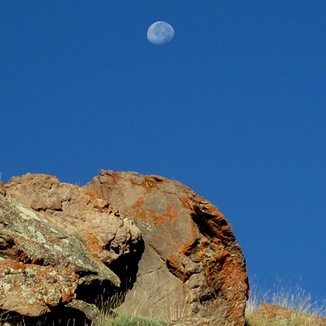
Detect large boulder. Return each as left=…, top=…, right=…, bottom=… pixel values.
left=86, top=170, right=249, bottom=325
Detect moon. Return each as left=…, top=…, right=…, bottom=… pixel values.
left=147, top=21, right=175, bottom=45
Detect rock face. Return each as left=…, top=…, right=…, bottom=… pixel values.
left=0, top=193, right=118, bottom=324
left=2, top=171, right=248, bottom=325
left=2, top=173, right=143, bottom=325
left=86, top=171, right=248, bottom=325
left=5, top=174, right=143, bottom=270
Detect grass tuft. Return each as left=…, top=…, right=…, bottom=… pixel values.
left=245, top=283, right=326, bottom=326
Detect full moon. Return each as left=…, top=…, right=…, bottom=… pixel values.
left=147, top=21, right=175, bottom=45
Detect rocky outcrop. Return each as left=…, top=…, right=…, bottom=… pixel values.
left=1, top=174, right=143, bottom=325
left=2, top=171, right=248, bottom=325
left=0, top=193, right=119, bottom=324
left=5, top=174, right=143, bottom=269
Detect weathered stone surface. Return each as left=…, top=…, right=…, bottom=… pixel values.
left=5, top=174, right=143, bottom=268
left=248, top=302, right=326, bottom=326
left=86, top=170, right=249, bottom=325
left=0, top=190, right=121, bottom=323
left=0, top=257, right=78, bottom=317
left=0, top=194, right=120, bottom=284
left=3, top=173, right=143, bottom=324
left=2, top=171, right=248, bottom=325
left=0, top=179, right=6, bottom=196
left=0, top=195, right=120, bottom=325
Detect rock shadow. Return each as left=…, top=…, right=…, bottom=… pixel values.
left=76, top=238, right=145, bottom=312
left=0, top=307, right=92, bottom=326
left=0, top=239, right=145, bottom=326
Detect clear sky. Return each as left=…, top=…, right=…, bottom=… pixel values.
left=1, top=1, right=325, bottom=304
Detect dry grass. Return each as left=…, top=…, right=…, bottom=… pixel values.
left=91, top=289, right=167, bottom=326
left=245, top=283, right=326, bottom=326
left=1, top=282, right=325, bottom=325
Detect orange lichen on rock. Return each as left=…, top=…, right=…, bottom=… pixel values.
left=140, top=176, right=163, bottom=193
left=132, top=197, right=145, bottom=210
left=87, top=170, right=249, bottom=326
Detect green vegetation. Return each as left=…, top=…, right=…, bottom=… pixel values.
left=93, top=314, right=167, bottom=326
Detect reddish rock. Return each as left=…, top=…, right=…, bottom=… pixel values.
left=3, top=171, right=248, bottom=325
left=0, top=179, right=5, bottom=196
left=0, top=258, right=78, bottom=316
left=5, top=173, right=143, bottom=267
left=2, top=174, right=143, bottom=324
left=86, top=170, right=249, bottom=325
left=0, top=193, right=120, bottom=284
left=0, top=191, right=120, bottom=324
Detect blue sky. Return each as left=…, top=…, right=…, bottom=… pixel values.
left=1, top=1, right=325, bottom=304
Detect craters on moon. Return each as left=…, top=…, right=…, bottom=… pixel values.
left=147, top=21, right=175, bottom=45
